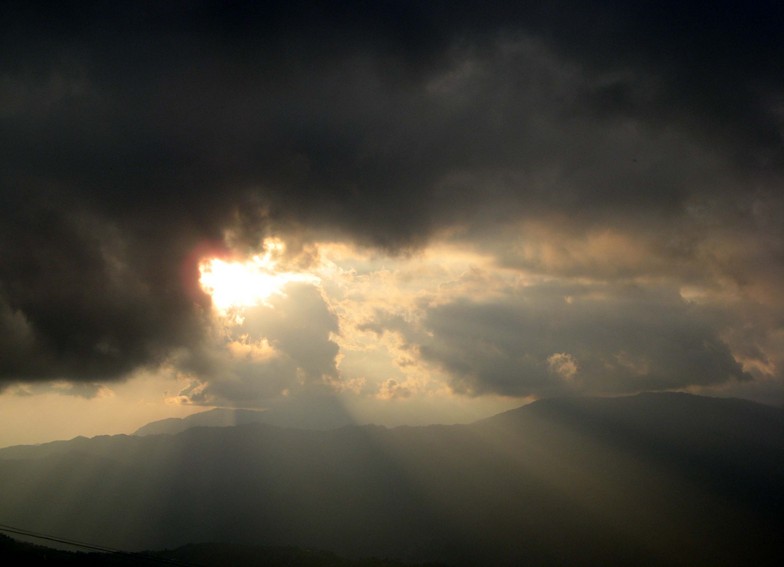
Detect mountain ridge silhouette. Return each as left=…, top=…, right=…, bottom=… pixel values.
left=1, top=393, right=781, bottom=566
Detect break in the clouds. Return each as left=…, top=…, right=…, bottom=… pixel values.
left=1, top=1, right=782, bottom=408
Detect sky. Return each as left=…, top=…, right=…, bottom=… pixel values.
left=1, top=0, right=783, bottom=447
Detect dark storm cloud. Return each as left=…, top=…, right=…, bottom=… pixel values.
left=1, top=0, right=782, bottom=385
left=0, top=196, right=210, bottom=383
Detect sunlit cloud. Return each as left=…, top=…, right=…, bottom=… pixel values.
left=186, top=232, right=779, bottom=413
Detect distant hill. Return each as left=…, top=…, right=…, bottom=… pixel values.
left=0, top=393, right=781, bottom=566
left=133, top=408, right=272, bottom=436
left=133, top=395, right=355, bottom=436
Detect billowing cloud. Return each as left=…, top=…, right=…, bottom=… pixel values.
left=0, top=1, right=782, bottom=410
left=176, top=282, right=339, bottom=405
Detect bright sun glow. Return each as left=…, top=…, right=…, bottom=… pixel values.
left=199, top=240, right=318, bottom=313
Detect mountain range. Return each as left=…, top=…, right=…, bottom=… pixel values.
left=1, top=392, right=781, bottom=566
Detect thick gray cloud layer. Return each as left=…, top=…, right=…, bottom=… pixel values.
left=1, top=1, right=782, bottom=395
left=417, top=285, right=749, bottom=397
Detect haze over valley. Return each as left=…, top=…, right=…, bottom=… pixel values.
left=1, top=393, right=781, bottom=566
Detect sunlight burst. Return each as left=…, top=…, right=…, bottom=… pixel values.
left=199, top=241, right=318, bottom=313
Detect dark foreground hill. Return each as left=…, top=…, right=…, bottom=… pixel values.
left=0, top=533, right=443, bottom=566
left=0, top=393, right=781, bottom=566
